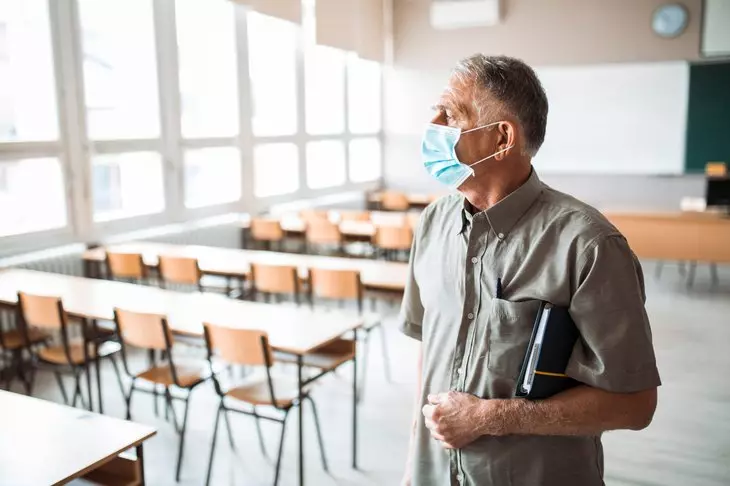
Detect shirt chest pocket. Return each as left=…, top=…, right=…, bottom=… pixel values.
left=487, top=299, right=542, bottom=379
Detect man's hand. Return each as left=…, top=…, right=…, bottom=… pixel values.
left=422, top=391, right=494, bottom=449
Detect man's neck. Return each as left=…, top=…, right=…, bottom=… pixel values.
left=460, top=163, right=532, bottom=212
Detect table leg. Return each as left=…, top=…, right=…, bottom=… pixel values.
left=297, top=355, right=305, bottom=486
left=83, top=318, right=93, bottom=412
left=352, top=328, right=358, bottom=469
left=137, top=444, right=146, bottom=486
left=94, top=319, right=103, bottom=414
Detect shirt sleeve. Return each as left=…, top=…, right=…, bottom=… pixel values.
left=398, top=214, right=425, bottom=341
left=566, top=234, right=661, bottom=393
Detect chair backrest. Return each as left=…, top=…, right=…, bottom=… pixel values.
left=158, top=255, right=200, bottom=285
left=300, top=209, right=329, bottom=223
left=251, top=263, right=299, bottom=294
left=338, top=210, right=370, bottom=222
left=306, top=218, right=341, bottom=245
left=204, top=323, right=272, bottom=367
left=309, top=268, right=361, bottom=301
left=380, top=191, right=410, bottom=211
left=106, top=252, right=146, bottom=279
left=114, top=308, right=172, bottom=351
left=17, top=292, right=64, bottom=330
left=251, top=218, right=284, bottom=242
left=374, top=225, right=413, bottom=250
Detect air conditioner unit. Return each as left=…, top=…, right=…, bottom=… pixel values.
left=430, top=0, right=502, bottom=30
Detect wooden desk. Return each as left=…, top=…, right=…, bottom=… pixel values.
left=0, top=269, right=362, bottom=486
left=604, top=211, right=730, bottom=263
left=0, top=390, right=155, bottom=485
left=367, top=192, right=436, bottom=209
left=83, top=242, right=409, bottom=293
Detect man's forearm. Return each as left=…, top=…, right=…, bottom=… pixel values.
left=477, top=385, right=657, bottom=437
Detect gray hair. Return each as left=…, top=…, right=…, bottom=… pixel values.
left=453, top=54, right=548, bottom=157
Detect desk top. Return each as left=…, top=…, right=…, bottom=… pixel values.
left=0, top=390, right=155, bottom=486
left=239, top=210, right=416, bottom=236
left=0, top=269, right=363, bottom=354
left=83, top=242, right=409, bottom=291
left=367, top=192, right=436, bottom=205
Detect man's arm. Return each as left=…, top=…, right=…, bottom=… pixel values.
left=422, top=385, right=657, bottom=449
left=401, top=348, right=422, bottom=485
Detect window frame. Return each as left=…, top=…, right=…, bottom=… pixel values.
left=0, top=0, right=383, bottom=256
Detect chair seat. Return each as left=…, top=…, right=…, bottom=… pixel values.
left=275, top=338, right=356, bottom=372
left=225, top=374, right=307, bottom=408
left=38, top=339, right=121, bottom=365
left=0, top=328, right=50, bottom=351
left=137, top=361, right=210, bottom=388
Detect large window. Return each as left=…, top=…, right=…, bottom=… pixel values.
left=78, top=0, right=160, bottom=140
left=0, top=158, right=66, bottom=237
left=176, top=0, right=238, bottom=138
left=92, top=152, right=165, bottom=222
left=347, top=55, right=381, bottom=134
left=248, top=13, right=298, bottom=137
left=306, top=140, right=346, bottom=189
left=305, top=45, right=346, bottom=135
left=349, top=138, right=381, bottom=182
left=254, top=143, right=299, bottom=197
left=184, top=147, right=241, bottom=208
left=0, top=0, right=58, bottom=142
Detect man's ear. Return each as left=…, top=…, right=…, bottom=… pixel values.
left=494, top=121, right=516, bottom=160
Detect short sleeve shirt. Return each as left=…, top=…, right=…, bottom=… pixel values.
left=399, top=169, right=661, bottom=486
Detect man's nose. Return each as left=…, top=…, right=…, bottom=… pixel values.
left=430, top=111, right=447, bottom=126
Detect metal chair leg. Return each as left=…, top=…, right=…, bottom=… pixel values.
left=305, top=396, right=329, bottom=472
left=109, top=355, right=126, bottom=401
left=54, top=371, right=68, bottom=404
left=253, top=408, right=269, bottom=459
left=174, top=394, right=192, bottom=481
left=125, top=380, right=136, bottom=420
left=378, top=324, right=392, bottom=383
left=357, top=332, right=372, bottom=403
left=273, top=411, right=290, bottom=486
left=165, top=388, right=181, bottom=433
left=710, top=263, right=720, bottom=287
left=654, top=261, right=664, bottom=280
left=686, top=261, right=697, bottom=288
left=205, top=404, right=223, bottom=486
left=223, top=408, right=237, bottom=451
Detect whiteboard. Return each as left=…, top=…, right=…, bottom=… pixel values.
left=533, top=62, right=689, bottom=175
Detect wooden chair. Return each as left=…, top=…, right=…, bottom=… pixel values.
left=113, top=308, right=211, bottom=481
left=203, top=324, right=328, bottom=486
left=0, top=305, right=50, bottom=393
left=307, top=268, right=391, bottom=398
left=305, top=218, right=342, bottom=255
left=300, top=209, right=329, bottom=223
left=380, top=191, right=410, bottom=211
left=373, top=225, right=413, bottom=261
left=105, top=251, right=147, bottom=282
left=337, top=210, right=371, bottom=222
left=251, top=218, right=285, bottom=251
left=158, top=255, right=203, bottom=291
left=250, top=263, right=301, bottom=304
left=17, top=292, right=123, bottom=408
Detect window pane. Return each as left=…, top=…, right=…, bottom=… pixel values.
left=348, top=55, right=381, bottom=134
left=306, top=140, right=345, bottom=189
left=305, top=45, right=345, bottom=135
left=248, top=13, right=298, bottom=137
left=0, top=158, right=66, bottom=236
left=176, top=0, right=238, bottom=138
left=92, top=152, right=164, bottom=221
left=184, top=147, right=241, bottom=208
left=254, top=143, right=298, bottom=197
left=78, top=0, right=160, bottom=140
left=0, top=0, right=58, bottom=142
left=349, top=138, right=381, bottom=182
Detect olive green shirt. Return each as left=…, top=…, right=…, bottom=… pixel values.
left=400, top=169, right=661, bottom=486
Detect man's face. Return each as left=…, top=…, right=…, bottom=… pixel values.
left=430, top=77, right=498, bottom=168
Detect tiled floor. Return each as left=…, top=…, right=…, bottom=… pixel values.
left=18, top=261, right=730, bottom=485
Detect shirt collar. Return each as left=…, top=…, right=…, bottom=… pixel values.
left=458, top=168, right=543, bottom=237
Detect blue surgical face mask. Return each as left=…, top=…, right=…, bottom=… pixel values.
left=421, top=121, right=513, bottom=189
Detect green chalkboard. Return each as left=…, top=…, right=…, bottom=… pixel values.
left=685, top=62, right=730, bottom=173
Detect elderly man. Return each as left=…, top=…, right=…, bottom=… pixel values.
left=400, top=54, right=660, bottom=486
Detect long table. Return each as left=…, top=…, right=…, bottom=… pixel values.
left=0, top=389, right=156, bottom=485
left=0, top=269, right=363, bottom=486
left=83, top=242, right=409, bottom=293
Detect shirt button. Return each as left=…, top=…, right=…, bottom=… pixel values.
left=470, top=257, right=478, bottom=264
left=467, top=313, right=474, bottom=319
left=498, top=232, right=505, bottom=239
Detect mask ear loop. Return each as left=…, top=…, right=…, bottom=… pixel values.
left=468, top=144, right=514, bottom=167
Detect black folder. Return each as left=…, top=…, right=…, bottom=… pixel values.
left=514, top=302, right=580, bottom=400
